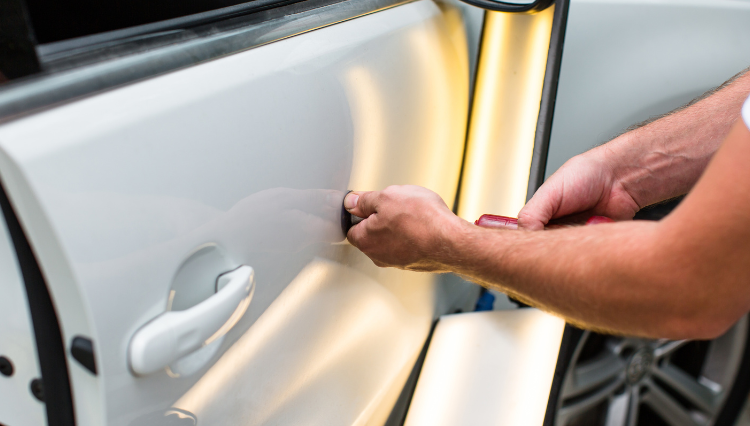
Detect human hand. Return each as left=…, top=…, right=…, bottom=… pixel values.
left=344, top=185, right=464, bottom=271
left=518, top=149, right=640, bottom=230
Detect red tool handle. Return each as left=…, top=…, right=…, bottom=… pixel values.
left=474, top=214, right=518, bottom=229
left=475, top=214, right=613, bottom=230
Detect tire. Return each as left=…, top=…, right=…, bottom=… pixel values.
left=547, top=314, right=750, bottom=426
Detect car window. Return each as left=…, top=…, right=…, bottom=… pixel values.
left=0, top=0, right=401, bottom=120
left=0, top=0, right=308, bottom=84
left=26, top=0, right=300, bottom=44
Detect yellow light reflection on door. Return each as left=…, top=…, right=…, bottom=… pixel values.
left=457, top=7, right=555, bottom=220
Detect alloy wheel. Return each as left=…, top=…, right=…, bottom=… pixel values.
left=555, top=315, right=748, bottom=426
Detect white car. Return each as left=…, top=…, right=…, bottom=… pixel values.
left=0, top=0, right=749, bottom=425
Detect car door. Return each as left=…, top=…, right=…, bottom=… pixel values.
left=0, top=0, right=483, bottom=424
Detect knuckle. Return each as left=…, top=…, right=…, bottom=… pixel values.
left=347, top=227, right=363, bottom=245
left=517, top=210, right=534, bottom=221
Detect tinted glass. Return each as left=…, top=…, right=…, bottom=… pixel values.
left=25, top=0, right=263, bottom=44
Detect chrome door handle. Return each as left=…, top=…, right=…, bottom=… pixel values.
left=129, top=266, right=254, bottom=376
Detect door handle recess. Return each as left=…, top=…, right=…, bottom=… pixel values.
left=129, top=265, right=254, bottom=376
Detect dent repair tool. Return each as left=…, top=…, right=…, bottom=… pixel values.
left=475, top=214, right=519, bottom=229
left=341, top=191, right=365, bottom=235
left=475, top=214, right=614, bottom=230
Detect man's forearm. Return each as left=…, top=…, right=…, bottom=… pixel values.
left=597, top=68, right=750, bottom=208
left=437, top=215, right=741, bottom=340
left=439, top=110, right=750, bottom=340
left=439, top=221, right=674, bottom=337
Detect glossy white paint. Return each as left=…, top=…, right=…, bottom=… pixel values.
left=0, top=211, right=45, bottom=425
left=546, top=0, right=750, bottom=178
left=404, top=310, right=565, bottom=426
left=0, top=1, right=475, bottom=424
left=447, top=0, right=485, bottom=94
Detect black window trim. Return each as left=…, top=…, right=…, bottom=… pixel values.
left=35, top=0, right=307, bottom=61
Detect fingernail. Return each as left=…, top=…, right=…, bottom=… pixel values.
left=344, top=193, right=359, bottom=210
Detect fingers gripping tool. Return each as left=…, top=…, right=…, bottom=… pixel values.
left=341, top=190, right=364, bottom=235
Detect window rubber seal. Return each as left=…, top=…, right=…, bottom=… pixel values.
left=526, top=0, right=570, bottom=201
left=0, top=178, right=76, bottom=426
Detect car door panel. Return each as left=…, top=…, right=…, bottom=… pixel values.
left=0, top=1, right=474, bottom=424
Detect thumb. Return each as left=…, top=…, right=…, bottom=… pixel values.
left=518, top=190, right=559, bottom=231
left=344, top=191, right=380, bottom=218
